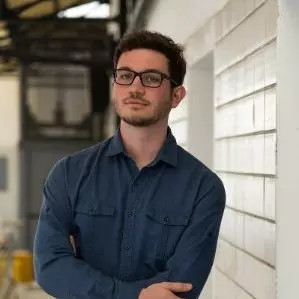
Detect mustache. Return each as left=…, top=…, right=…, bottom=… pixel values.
left=123, top=93, right=149, bottom=105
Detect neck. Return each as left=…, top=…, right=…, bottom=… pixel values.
left=120, top=121, right=168, bottom=169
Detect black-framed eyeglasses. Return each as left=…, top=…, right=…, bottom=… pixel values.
left=113, top=69, right=178, bottom=88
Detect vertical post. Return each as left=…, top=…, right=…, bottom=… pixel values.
left=114, top=0, right=128, bottom=128
left=276, top=0, right=299, bottom=297
left=119, top=0, right=127, bottom=37
left=19, top=63, right=28, bottom=248
left=19, top=64, right=27, bottom=142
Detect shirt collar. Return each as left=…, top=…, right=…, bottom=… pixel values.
left=106, top=127, right=178, bottom=167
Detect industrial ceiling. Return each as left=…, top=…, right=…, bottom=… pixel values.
left=0, top=0, right=125, bottom=74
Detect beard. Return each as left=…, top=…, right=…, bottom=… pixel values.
left=114, top=95, right=172, bottom=127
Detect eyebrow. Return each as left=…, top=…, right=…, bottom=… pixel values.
left=116, top=67, right=169, bottom=75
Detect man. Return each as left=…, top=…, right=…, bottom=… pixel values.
left=34, top=30, right=226, bottom=299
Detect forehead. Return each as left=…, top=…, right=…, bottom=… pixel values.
left=117, top=49, right=169, bottom=73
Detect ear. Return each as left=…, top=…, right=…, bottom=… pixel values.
left=171, top=85, right=186, bottom=108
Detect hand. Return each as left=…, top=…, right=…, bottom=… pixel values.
left=139, top=282, right=193, bottom=299
left=70, top=235, right=76, bottom=255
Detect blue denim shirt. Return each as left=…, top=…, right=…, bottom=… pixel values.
left=33, top=128, right=226, bottom=299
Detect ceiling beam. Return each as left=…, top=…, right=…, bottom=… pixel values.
left=10, top=0, right=48, bottom=15
left=0, top=48, right=111, bottom=66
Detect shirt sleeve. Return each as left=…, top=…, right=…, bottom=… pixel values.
left=34, top=158, right=117, bottom=299
left=117, top=172, right=226, bottom=299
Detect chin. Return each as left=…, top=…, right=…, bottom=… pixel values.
left=120, top=115, right=159, bottom=127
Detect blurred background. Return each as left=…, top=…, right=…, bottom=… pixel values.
left=0, top=0, right=298, bottom=298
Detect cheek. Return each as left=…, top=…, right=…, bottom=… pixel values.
left=112, top=85, right=126, bottom=100
left=148, top=88, right=169, bottom=103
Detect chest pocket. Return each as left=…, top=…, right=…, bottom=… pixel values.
left=73, top=201, right=116, bottom=255
left=145, top=207, right=190, bottom=261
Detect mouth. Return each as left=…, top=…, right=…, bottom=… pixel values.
left=124, top=99, right=148, bottom=106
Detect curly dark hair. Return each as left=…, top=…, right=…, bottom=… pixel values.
left=113, top=30, right=186, bottom=87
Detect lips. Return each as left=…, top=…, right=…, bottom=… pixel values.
left=124, top=99, right=148, bottom=106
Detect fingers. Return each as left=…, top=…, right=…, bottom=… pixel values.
left=160, top=282, right=193, bottom=293
left=69, top=235, right=76, bottom=255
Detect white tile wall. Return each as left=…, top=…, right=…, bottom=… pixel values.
left=244, top=215, right=275, bottom=265
left=215, top=133, right=276, bottom=174
left=265, top=87, right=276, bottom=130
left=220, top=208, right=276, bottom=266
left=215, top=3, right=268, bottom=73
left=214, top=1, right=277, bottom=298
left=215, top=40, right=276, bottom=107
left=221, top=208, right=245, bottom=248
left=215, top=90, right=269, bottom=138
left=264, top=41, right=277, bottom=86
left=216, top=239, right=276, bottom=298
left=264, top=177, right=276, bottom=220
left=213, top=268, right=254, bottom=299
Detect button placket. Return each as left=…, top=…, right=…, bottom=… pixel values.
left=119, top=171, right=147, bottom=277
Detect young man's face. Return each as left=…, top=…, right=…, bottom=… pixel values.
left=112, top=48, right=185, bottom=127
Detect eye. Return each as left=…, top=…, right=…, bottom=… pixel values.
left=143, top=73, right=161, bottom=83
left=117, top=70, right=133, bottom=80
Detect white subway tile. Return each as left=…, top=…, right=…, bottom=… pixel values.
left=252, top=5, right=266, bottom=50
left=214, top=12, right=223, bottom=41
left=255, top=0, right=266, bottom=8
left=218, top=239, right=276, bottom=299
left=220, top=208, right=244, bottom=249
left=253, top=92, right=265, bottom=131
left=235, top=61, right=245, bottom=98
left=215, top=239, right=237, bottom=278
left=264, top=177, right=276, bottom=220
left=265, top=0, right=278, bottom=40
left=236, top=246, right=276, bottom=298
left=245, top=0, right=255, bottom=16
left=264, top=221, right=276, bottom=266
left=264, top=133, right=276, bottom=174
left=222, top=1, right=233, bottom=34
left=244, top=55, right=255, bottom=96
left=244, top=215, right=276, bottom=266
left=220, top=208, right=235, bottom=243
left=236, top=98, right=254, bottom=135
left=243, top=176, right=264, bottom=216
left=216, top=135, right=268, bottom=174
left=265, top=41, right=277, bottom=86
left=235, top=211, right=245, bottom=249
left=252, top=134, right=265, bottom=173
left=213, top=268, right=254, bottom=299
left=215, top=90, right=267, bottom=138
left=219, top=173, right=245, bottom=211
left=254, top=49, right=266, bottom=91
left=264, top=87, right=276, bottom=130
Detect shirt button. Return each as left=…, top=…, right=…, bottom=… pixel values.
left=128, top=211, right=133, bottom=217
left=124, top=244, right=130, bottom=250
left=134, top=180, right=141, bottom=187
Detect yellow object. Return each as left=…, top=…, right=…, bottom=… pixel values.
left=12, top=250, right=34, bottom=283
left=0, top=252, right=8, bottom=285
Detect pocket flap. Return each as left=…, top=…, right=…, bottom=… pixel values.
left=146, top=208, right=189, bottom=226
left=75, top=202, right=115, bottom=216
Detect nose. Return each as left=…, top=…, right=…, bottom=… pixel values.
left=131, top=75, right=145, bottom=91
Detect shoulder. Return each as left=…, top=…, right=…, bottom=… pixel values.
left=177, top=146, right=226, bottom=205
left=46, top=137, right=113, bottom=188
